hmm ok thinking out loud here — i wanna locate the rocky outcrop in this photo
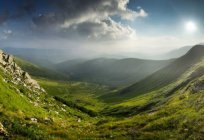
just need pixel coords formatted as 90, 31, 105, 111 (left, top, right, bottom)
0, 50, 45, 93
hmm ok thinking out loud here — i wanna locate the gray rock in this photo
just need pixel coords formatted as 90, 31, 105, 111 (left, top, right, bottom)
0, 49, 46, 93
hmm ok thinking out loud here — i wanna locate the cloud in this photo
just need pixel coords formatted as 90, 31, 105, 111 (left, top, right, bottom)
0, 29, 13, 40
0, 0, 147, 41
32, 0, 147, 40
63, 17, 136, 40
52, 0, 148, 27
0, 10, 9, 25
0, 0, 36, 25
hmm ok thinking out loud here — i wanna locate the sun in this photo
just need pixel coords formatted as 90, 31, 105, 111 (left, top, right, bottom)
185, 21, 197, 33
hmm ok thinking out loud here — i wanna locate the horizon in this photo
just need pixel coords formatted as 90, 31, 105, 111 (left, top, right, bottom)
1, 0, 204, 60
0, 44, 196, 63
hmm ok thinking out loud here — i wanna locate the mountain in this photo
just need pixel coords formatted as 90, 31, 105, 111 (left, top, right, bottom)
0, 45, 204, 140
0, 49, 107, 139
0, 49, 116, 139
56, 58, 173, 87
2, 45, 204, 139
102, 45, 204, 102
100, 56, 204, 139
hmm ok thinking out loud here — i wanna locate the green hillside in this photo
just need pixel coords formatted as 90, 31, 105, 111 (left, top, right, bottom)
0, 51, 103, 139
102, 45, 204, 102
56, 58, 173, 87
2, 45, 204, 139
37, 49, 204, 139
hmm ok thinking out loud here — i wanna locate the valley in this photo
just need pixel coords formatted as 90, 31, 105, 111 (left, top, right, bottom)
2, 1, 204, 139
0, 45, 203, 139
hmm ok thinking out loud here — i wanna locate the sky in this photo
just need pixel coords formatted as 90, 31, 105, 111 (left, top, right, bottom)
0, 0, 204, 59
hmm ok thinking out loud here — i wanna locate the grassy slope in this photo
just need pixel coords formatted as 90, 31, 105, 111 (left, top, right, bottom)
36, 58, 204, 139
0, 68, 102, 139
102, 45, 204, 102
98, 75, 204, 139
3, 45, 204, 139
37, 78, 110, 113
96, 50, 204, 139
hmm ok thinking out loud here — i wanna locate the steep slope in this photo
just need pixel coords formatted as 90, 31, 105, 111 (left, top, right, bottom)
94, 46, 204, 139
0, 50, 43, 92
99, 72, 204, 139
0, 50, 107, 139
56, 58, 173, 87
102, 45, 204, 102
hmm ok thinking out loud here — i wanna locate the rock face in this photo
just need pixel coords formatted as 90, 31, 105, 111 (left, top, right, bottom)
0, 50, 44, 93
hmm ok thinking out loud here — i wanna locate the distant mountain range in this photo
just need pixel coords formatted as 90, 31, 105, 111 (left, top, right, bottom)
1, 45, 193, 66
2, 45, 195, 87
55, 58, 173, 87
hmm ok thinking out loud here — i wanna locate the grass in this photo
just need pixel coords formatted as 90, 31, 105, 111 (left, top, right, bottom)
0, 68, 103, 139
37, 78, 110, 113
3, 46, 204, 139
33, 71, 204, 139
2, 72, 204, 139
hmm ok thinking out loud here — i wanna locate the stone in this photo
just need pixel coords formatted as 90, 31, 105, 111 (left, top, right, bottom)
77, 118, 81, 123
5, 55, 14, 64
0, 122, 8, 136
31, 118, 38, 123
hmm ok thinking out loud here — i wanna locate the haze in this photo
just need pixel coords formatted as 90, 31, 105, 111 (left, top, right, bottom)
0, 0, 204, 61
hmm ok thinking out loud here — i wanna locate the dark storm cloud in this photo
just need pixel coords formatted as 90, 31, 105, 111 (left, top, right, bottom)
12, 0, 36, 18
0, 0, 36, 24
0, 10, 9, 25
0, 0, 147, 40
32, 13, 64, 27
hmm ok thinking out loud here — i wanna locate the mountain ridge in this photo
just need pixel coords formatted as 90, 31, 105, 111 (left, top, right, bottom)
56, 57, 173, 87
101, 45, 204, 101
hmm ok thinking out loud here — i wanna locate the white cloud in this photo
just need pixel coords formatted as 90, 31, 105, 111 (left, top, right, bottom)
33, 0, 147, 41
0, 29, 13, 40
